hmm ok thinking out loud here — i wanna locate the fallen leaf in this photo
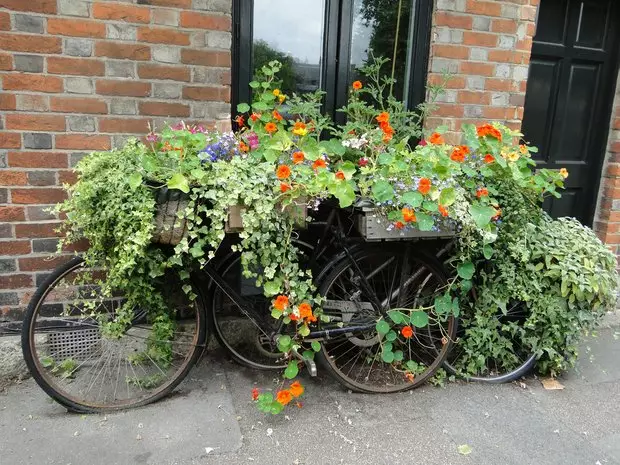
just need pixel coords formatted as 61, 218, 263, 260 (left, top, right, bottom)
541, 378, 564, 390
457, 444, 472, 455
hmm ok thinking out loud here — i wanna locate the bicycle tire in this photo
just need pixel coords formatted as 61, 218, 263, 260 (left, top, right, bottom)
316, 245, 457, 393
22, 256, 207, 413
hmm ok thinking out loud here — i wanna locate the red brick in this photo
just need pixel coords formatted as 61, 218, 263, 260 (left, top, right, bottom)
606, 164, 620, 177
0, 241, 31, 256
92, 2, 151, 23
181, 49, 231, 67
19, 255, 70, 272
47, 18, 106, 39
610, 142, 620, 154
482, 107, 511, 119
0, 133, 21, 149
0, 171, 28, 186
58, 170, 78, 185
47, 57, 106, 76
459, 61, 495, 76
99, 118, 151, 134
488, 50, 529, 63
15, 223, 62, 238
3, 74, 63, 93
610, 211, 620, 222
466, 0, 502, 16
486, 78, 515, 92
0, 33, 62, 54
137, 27, 190, 46
463, 31, 498, 47
457, 91, 491, 105
11, 188, 67, 204
0, 93, 16, 110
139, 102, 190, 117
94, 42, 151, 61
55, 134, 111, 150
0, 12, 9, 31
0, 274, 32, 290
491, 18, 518, 34
516, 38, 533, 51
96, 80, 151, 97
50, 97, 108, 114
0, 0, 56, 14
434, 104, 465, 118
8, 152, 68, 168
137, 63, 190, 82
5, 114, 66, 132
182, 86, 229, 102
434, 12, 473, 29
179, 11, 231, 30
139, 0, 191, 8
433, 44, 469, 60
428, 74, 465, 89
0, 52, 11, 70
0, 206, 25, 222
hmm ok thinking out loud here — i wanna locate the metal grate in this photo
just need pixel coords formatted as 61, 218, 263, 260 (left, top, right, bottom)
47, 328, 101, 361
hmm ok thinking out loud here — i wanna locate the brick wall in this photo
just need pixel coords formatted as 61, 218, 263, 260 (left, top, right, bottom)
0, 0, 232, 320
426, 0, 538, 143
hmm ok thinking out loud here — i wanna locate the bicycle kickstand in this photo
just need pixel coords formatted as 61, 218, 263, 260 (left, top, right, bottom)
292, 346, 317, 377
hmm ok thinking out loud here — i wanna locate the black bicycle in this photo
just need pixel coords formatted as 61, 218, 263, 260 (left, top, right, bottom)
21, 205, 456, 412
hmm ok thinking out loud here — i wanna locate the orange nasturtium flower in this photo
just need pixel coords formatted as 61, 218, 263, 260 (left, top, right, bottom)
272, 110, 283, 121
292, 121, 308, 136
335, 170, 346, 180
394, 221, 405, 230
276, 389, 293, 406
235, 115, 245, 127
298, 303, 312, 319
402, 208, 416, 223
376, 112, 390, 124
401, 326, 414, 338
276, 165, 291, 179
292, 151, 305, 164
559, 168, 569, 179
239, 141, 249, 152
352, 80, 362, 90
484, 154, 495, 164
312, 158, 327, 170
519, 144, 529, 155
273, 295, 289, 311
280, 182, 291, 193
450, 145, 470, 163
250, 113, 260, 122
289, 381, 304, 398
251, 388, 259, 401
428, 132, 445, 145
477, 123, 502, 141
476, 187, 489, 198
405, 372, 415, 382
265, 122, 278, 134
438, 205, 449, 217
418, 178, 432, 195
162, 141, 173, 152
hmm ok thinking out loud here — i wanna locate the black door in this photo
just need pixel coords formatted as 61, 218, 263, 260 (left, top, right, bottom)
522, 0, 620, 224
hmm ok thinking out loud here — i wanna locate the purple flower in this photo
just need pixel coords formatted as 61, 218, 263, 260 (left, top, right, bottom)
170, 122, 184, 131
146, 132, 159, 143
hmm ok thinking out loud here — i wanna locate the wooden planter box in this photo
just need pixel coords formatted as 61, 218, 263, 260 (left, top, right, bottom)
225, 199, 308, 233
356, 207, 454, 241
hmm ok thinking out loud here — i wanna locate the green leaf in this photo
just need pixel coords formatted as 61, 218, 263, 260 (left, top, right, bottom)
263, 280, 281, 296
319, 138, 346, 156
416, 212, 434, 231
249, 81, 260, 89
263, 149, 278, 162
386, 330, 397, 342
236, 103, 250, 113
410, 311, 429, 328
387, 310, 406, 324
469, 204, 497, 229
252, 101, 269, 112
483, 244, 494, 259
284, 361, 299, 379
277, 335, 292, 352
311, 341, 321, 352
423, 201, 438, 212
402, 191, 423, 208
376, 320, 390, 335
377, 152, 394, 165
381, 350, 394, 363
439, 187, 456, 206
333, 182, 356, 208
393, 350, 404, 362
457, 262, 475, 279
339, 161, 357, 179
167, 173, 189, 193
372, 180, 394, 202
128, 172, 142, 190
457, 445, 473, 456
299, 324, 310, 337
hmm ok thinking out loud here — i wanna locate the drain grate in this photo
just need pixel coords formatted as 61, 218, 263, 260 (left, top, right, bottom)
47, 328, 101, 361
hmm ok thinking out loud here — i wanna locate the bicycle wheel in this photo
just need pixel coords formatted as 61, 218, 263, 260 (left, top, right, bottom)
443, 300, 536, 383
22, 256, 207, 413
316, 245, 457, 393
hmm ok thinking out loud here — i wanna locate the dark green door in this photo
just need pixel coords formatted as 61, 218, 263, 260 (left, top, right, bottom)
522, 0, 620, 224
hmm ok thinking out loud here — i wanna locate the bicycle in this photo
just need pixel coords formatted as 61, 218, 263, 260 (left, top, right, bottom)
21, 203, 456, 412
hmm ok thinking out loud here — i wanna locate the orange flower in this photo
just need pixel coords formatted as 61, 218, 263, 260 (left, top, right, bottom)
477, 124, 502, 141
428, 132, 445, 145
272, 110, 283, 121
405, 372, 415, 382
438, 205, 449, 217
492, 208, 502, 220
265, 122, 277, 133
559, 168, 569, 179
401, 326, 414, 338
519, 144, 529, 155
289, 381, 304, 398
418, 178, 431, 195
298, 303, 313, 319
250, 113, 260, 122
352, 80, 362, 90
402, 208, 416, 223
450, 145, 470, 162
162, 141, 172, 152
239, 141, 249, 152
276, 165, 291, 179
235, 115, 245, 126
273, 295, 289, 311
394, 221, 404, 230
251, 388, 259, 401
484, 154, 495, 164
280, 182, 291, 193
376, 112, 390, 124
292, 121, 307, 136
476, 187, 489, 198
276, 389, 293, 406
335, 170, 346, 180
292, 151, 305, 164
312, 158, 327, 170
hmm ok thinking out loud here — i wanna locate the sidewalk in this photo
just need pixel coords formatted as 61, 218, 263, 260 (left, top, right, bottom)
1, 328, 618, 465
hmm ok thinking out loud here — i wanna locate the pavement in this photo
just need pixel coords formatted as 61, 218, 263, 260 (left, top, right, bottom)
0, 327, 619, 465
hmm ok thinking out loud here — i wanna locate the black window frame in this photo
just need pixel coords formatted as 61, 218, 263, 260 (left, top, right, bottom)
231, 0, 434, 123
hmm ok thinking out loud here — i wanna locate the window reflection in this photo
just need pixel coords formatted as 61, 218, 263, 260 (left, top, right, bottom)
252, 0, 326, 95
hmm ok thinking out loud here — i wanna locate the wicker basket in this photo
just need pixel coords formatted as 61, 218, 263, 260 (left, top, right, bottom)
151, 187, 190, 245
356, 207, 454, 241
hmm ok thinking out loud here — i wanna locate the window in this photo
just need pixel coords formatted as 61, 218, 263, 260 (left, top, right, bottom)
232, 0, 433, 122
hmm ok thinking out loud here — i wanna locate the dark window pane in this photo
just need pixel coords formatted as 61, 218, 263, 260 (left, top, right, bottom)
252, 0, 326, 95
575, 1, 609, 49
534, 0, 568, 44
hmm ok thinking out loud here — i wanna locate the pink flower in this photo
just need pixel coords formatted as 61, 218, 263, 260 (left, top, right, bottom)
170, 122, 184, 131
417, 139, 427, 146
358, 158, 369, 167
146, 133, 159, 143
